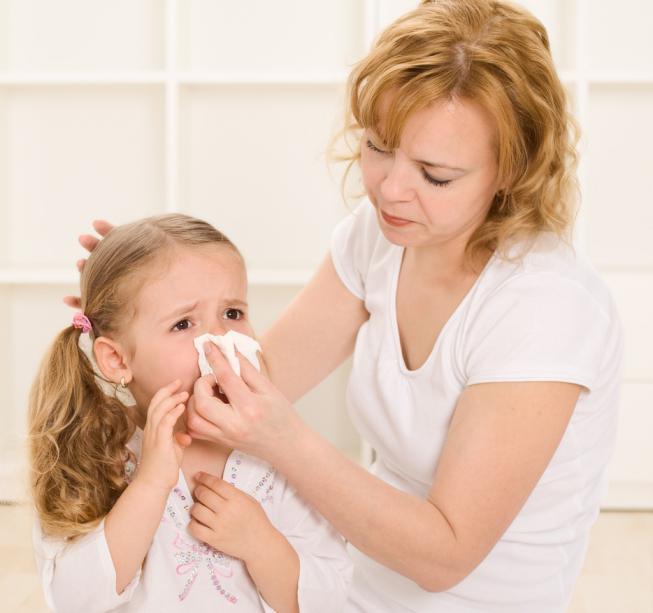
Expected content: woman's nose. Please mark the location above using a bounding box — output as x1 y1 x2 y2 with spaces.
379 157 415 203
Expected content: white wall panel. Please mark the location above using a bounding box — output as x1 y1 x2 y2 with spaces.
586 85 653 268
179 84 350 270
0 0 164 72
589 0 653 72
603 272 653 382
1 86 164 268
179 0 364 73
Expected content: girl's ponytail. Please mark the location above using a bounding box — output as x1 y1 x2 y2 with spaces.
28 324 131 539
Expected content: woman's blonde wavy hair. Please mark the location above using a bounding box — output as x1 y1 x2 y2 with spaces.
338 0 579 263
28 214 241 540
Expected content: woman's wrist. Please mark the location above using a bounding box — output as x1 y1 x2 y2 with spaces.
262 414 313 470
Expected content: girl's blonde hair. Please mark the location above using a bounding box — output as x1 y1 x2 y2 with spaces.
340 0 579 262
28 214 241 539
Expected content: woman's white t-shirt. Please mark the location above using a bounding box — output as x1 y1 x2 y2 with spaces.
331 200 623 613
33 429 352 612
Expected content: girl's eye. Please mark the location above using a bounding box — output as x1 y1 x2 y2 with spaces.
421 169 452 188
172 319 192 332
224 308 243 321
365 139 389 154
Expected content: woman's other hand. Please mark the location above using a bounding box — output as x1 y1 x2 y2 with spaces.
63 219 114 308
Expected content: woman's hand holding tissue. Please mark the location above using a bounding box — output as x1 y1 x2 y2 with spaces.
186 344 305 463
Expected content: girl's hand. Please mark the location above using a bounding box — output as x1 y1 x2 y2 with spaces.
189 472 277 563
63 219 114 309
135 380 191 494
186 346 305 463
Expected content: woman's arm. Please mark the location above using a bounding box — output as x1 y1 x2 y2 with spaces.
260 254 369 402
189 358 581 591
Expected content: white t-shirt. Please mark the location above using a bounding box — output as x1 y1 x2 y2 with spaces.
330 200 623 613
33 429 352 612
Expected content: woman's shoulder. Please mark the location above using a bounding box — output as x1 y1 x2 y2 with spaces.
483 232 615 314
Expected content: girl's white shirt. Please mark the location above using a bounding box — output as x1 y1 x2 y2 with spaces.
331 200 623 613
33 428 352 612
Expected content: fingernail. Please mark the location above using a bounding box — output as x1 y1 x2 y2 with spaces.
203 342 212 355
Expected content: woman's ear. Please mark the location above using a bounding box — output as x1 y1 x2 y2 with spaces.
93 336 132 386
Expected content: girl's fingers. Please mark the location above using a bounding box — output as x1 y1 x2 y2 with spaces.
160 403 186 430
194 482 227 508
147 389 188 430
188 519 212 543
190 502 216 527
195 472 237 500
148 380 183 415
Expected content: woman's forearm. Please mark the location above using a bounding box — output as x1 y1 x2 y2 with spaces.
245 528 300 613
271 426 461 592
104 479 170 593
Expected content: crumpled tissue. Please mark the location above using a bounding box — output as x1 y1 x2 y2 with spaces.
193 330 261 377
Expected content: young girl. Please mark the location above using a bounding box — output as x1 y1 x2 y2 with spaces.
28 214 351 612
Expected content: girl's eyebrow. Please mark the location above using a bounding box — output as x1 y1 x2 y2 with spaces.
160 301 199 323
159 298 249 323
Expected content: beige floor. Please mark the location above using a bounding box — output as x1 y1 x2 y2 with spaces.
1 505 651 612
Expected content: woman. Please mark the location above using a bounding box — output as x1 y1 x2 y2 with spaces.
73 1 622 611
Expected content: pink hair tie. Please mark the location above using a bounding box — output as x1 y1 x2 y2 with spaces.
72 312 93 334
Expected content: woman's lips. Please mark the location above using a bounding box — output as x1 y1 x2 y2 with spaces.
381 210 413 227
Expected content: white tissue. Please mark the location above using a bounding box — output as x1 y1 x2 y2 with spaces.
193 330 261 377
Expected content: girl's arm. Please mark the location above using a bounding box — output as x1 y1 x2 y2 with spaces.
190 353 581 591
103 479 171 593
243 530 300 613
260 255 368 402
105 382 190 593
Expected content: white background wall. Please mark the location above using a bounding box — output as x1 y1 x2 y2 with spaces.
0 0 651 509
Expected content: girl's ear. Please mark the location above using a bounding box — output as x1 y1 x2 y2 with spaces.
93 336 132 386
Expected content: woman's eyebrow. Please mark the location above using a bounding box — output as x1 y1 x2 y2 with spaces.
415 158 466 173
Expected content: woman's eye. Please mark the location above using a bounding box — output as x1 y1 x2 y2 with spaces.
421 169 452 188
172 319 192 332
224 308 243 321
366 139 388 154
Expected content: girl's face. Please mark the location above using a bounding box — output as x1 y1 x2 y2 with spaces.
360 96 501 253
122 244 252 410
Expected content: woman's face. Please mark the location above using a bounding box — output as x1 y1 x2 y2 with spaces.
360 96 501 252
120 244 253 410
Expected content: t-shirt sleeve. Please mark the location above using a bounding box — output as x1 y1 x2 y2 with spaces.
463 272 615 391
330 199 380 300
33 517 141 612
